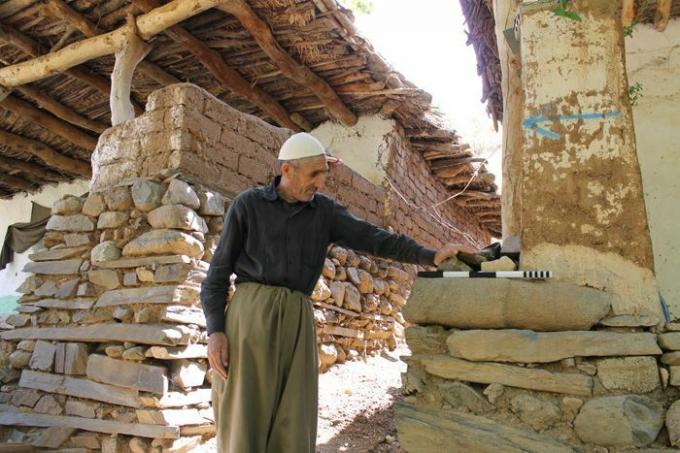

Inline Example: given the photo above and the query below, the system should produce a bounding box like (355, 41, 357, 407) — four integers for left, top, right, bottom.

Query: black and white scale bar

(418, 270, 552, 279)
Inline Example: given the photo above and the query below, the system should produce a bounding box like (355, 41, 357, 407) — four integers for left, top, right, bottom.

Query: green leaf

(553, 7, 568, 17)
(564, 10, 582, 21)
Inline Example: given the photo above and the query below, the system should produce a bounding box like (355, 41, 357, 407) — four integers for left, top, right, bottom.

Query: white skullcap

(278, 132, 338, 163)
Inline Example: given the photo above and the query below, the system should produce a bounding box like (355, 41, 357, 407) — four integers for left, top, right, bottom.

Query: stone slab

(1, 324, 194, 346)
(95, 285, 198, 309)
(0, 404, 178, 439)
(93, 254, 192, 269)
(29, 247, 89, 262)
(418, 354, 593, 396)
(395, 403, 576, 453)
(23, 259, 83, 275)
(446, 330, 661, 363)
(405, 279, 611, 331)
(86, 354, 168, 394)
(19, 370, 140, 407)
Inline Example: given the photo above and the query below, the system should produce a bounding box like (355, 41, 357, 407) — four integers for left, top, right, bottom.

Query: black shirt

(200, 176, 437, 334)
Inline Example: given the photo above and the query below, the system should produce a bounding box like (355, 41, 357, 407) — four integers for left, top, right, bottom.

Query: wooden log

(218, 0, 357, 126)
(86, 354, 168, 394)
(0, 21, 125, 111)
(415, 142, 470, 153)
(0, 154, 65, 183)
(655, 0, 671, 32)
(17, 85, 107, 133)
(1, 323, 195, 346)
(0, 95, 97, 150)
(111, 16, 153, 125)
(431, 157, 487, 171)
(0, 404, 178, 439)
(418, 354, 593, 396)
(47, 0, 180, 88)
(0, 0, 40, 18)
(0, 0, 226, 87)
(133, 0, 302, 131)
(0, 171, 36, 191)
(19, 369, 140, 407)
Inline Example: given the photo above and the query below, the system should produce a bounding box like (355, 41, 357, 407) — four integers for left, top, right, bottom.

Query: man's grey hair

(277, 156, 320, 169)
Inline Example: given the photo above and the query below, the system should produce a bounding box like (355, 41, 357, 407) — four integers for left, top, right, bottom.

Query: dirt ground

(199, 342, 409, 452)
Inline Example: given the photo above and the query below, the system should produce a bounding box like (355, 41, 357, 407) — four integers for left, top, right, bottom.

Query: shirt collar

(264, 175, 317, 208)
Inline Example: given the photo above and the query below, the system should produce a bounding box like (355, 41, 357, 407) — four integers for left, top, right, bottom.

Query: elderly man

(201, 132, 464, 452)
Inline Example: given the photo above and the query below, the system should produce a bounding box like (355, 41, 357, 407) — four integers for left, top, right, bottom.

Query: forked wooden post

(111, 16, 152, 126)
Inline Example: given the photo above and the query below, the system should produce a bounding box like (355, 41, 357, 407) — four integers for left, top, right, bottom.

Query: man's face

(283, 156, 329, 202)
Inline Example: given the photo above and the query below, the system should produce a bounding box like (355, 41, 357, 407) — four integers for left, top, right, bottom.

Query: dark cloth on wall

(0, 202, 51, 270)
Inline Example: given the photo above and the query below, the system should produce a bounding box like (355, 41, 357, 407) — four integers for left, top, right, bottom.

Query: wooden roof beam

(0, 22, 142, 116)
(0, 170, 37, 191)
(0, 95, 98, 151)
(218, 0, 357, 126)
(0, 0, 40, 19)
(0, 128, 90, 177)
(655, 0, 671, 32)
(133, 0, 306, 131)
(0, 0, 225, 87)
(16, 85, 107, 133)
(0, 154, 65, 183)
(46, 0, 181, 87)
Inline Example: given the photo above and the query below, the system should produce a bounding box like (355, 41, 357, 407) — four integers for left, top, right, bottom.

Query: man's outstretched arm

(329, 201, 468, 266)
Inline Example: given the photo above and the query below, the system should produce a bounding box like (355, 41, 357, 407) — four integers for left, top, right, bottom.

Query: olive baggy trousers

(211, 282, 318, 452)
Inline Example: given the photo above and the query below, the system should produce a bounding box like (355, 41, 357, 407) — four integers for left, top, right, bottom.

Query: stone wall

(396, 268, 680, 451)
(0, 83, 482, 449)
(0, 179, 90, 302)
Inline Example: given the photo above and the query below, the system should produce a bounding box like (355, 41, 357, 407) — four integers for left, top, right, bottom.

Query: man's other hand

(208, 332, 229, 380)
(433, 243, 475, 266)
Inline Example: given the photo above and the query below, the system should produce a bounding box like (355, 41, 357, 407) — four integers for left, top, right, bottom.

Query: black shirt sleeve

(200, 195, 246, 335)
(329, 200, 437, 266)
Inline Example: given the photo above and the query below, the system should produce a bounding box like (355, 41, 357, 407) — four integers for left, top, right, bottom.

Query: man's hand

(434, 243, 475, 266)
(208, 332, 229, 380)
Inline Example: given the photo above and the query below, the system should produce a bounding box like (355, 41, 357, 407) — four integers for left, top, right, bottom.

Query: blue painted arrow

(522, 111, 621, 140)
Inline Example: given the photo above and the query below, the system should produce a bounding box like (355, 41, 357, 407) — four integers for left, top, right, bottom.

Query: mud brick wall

(93, 83, 487, 250)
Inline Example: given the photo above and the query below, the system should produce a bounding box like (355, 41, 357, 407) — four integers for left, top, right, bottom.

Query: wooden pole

(218, 0, 357, 126)
(17, 85, 108, 133)
(0, 95, 98, 150)
(0, 0, 225, 87)
(0, 21, 142, 115)
(0, 128, 91, 177)
(111, 16, 153, 126)
(46, 0, 181, 87)
(0, 171, 37, 191)
(0, 0, 40, 19)
(0, 154, 65, 183)
(132, 0, 304, 131)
